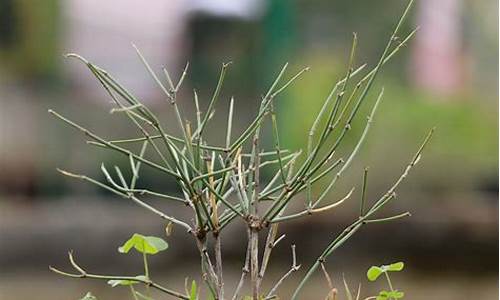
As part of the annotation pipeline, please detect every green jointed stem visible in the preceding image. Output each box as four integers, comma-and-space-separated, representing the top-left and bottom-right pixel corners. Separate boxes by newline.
52, 2, 429, 298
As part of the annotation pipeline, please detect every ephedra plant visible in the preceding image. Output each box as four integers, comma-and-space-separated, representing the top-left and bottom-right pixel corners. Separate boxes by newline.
49, 1, 433, 299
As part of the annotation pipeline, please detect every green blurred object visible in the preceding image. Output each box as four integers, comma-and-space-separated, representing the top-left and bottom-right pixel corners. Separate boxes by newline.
281, 54, 498, 192
0, 0, 60, 82
186, 0, 297, 97
261, 0, 297, 80
187, 17, 261, 96
118, 233, 169, 255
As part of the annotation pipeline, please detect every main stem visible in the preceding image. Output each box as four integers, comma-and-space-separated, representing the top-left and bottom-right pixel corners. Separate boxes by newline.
385, 272, 396, 299
142, 250, 151, 297
250, 227, 260, 299
214, 233, 224, 300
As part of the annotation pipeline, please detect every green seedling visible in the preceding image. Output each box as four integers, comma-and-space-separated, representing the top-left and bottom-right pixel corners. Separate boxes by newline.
367, 262, 405, 300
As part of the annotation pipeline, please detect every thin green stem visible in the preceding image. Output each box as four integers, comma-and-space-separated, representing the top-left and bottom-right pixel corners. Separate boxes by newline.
57, 168, 193, 233
229, 65, 309, 155
50, 252, 189, 300
384, 272, 395, 299
194, 62, 231, 139
142, 242, 151, 297
364, 212, 411, 224
49, 110, 181, 180
360, 167, 369, 216
130, 286, 140, 300
226, 97, 234, 149
291, 126, 433, 300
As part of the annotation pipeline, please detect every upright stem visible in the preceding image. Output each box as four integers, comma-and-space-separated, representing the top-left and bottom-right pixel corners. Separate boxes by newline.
258, 224, 279, 287
195, 237, 219, 297
142, 253, 149, 278
360, 167, 369, 216
214, 233, 224, 299
385, 272, 396, 299
130, 286, 139, 300
142, 242, 151, 297
232, 228, 252, 300
250, 227, 260, 299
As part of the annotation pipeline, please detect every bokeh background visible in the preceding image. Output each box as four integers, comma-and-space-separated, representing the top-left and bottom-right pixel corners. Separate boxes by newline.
0, 0, 498, 299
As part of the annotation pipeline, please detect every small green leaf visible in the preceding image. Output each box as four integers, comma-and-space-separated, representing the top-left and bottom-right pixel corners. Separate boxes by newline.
393, 291, 404, 299
376, 290, 404, 300
376, 290, 392, 300
368, 261, 405, 281
143, 235, 169, 252
107, 275, 147, 287
386, 262, 404, 272
80, 292, 97, 300
118, 233, 168, 255
367, 266, 383, 281
189, 280, 197, 300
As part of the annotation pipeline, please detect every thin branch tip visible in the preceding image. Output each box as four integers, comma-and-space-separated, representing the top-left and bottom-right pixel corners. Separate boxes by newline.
56, 168, 78, 177
64, 53, 90, 64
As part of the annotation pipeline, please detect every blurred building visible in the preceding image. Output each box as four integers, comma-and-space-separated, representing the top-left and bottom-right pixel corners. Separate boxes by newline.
411, 0, 463, 96
63, 0, 270, 101
63, 0, 186, 100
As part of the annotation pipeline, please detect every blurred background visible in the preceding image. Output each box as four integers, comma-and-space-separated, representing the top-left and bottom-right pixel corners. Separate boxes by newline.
0, 0, 497, 299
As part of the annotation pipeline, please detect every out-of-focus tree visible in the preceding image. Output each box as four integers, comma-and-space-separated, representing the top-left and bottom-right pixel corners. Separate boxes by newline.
0, 0, 60, 83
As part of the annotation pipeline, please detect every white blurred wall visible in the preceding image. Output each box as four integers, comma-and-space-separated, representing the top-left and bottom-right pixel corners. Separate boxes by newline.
63, 0, 187, 101
62, 0, 265, 102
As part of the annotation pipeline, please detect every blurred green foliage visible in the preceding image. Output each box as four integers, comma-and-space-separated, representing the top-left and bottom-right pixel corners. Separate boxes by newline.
0, 0, 496, 200
0, 0, 60, 82
279, 51, 497, 193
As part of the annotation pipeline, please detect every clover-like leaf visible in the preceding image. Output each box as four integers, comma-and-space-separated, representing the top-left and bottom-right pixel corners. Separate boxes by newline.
390, 290, 405, 299
368, 261, 405, 281
118, 233, 168, 255
107, 275, 148, 287
367, 266, 384, 281
376, 290, 404, 300
385, 262, 404, 272
80, 292, 98, 300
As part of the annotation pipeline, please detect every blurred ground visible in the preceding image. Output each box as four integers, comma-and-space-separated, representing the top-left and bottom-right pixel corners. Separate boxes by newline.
0, 192, 497, 299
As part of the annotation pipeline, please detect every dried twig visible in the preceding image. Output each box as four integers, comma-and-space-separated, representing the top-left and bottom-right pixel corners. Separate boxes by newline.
264, 244, 301, 299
